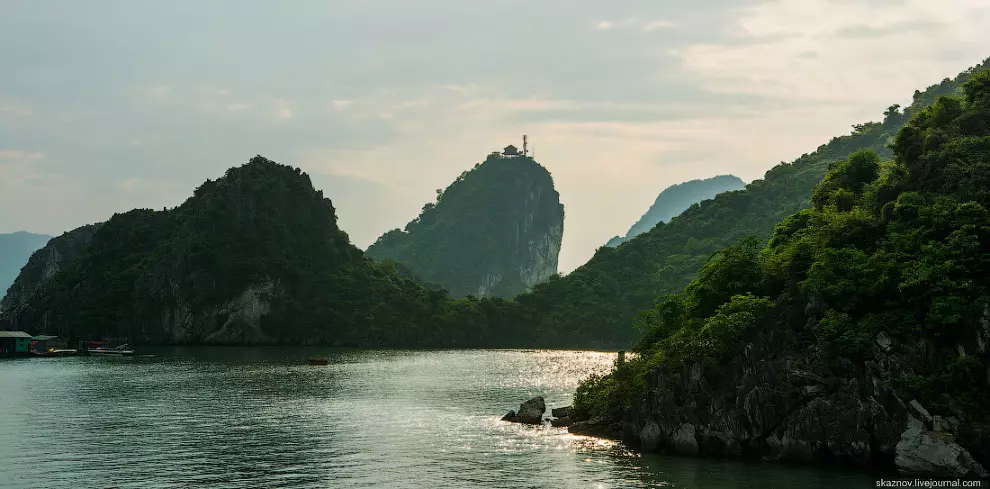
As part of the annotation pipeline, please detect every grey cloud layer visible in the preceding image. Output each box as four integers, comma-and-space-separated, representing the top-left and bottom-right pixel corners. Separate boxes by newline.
2, 0, 988, 273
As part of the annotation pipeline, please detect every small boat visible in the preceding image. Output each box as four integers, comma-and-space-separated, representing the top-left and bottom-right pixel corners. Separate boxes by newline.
89, 344, 135, 356
307, 356, 329, 365
31, 349, 78, 357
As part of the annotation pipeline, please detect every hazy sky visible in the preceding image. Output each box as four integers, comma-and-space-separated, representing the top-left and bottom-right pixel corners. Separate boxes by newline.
2, 0, 989, 273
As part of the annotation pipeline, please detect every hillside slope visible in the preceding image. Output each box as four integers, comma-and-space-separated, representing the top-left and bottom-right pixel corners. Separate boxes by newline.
605, 175, 745, 248
516, 57, 990, 348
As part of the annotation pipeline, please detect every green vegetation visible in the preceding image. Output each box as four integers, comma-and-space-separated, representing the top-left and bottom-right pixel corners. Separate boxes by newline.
515, 58, 990, 348
605, 175, 745, 248
367, 154, 564, 298
575, 69, 990, 431
2, 158, 531, 345
5, 59, 989, 356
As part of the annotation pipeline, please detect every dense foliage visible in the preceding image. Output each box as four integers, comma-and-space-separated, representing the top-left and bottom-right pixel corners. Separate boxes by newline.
367, 154, 564, 298
575, 70, 990, 434
605, 175, 745, 248
5, 60, 989, 353
1, 158, 527, 345
514, 58, 990, 348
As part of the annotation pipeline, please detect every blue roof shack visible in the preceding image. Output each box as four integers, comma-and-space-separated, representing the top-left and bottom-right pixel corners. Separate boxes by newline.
0, 331, 32, 357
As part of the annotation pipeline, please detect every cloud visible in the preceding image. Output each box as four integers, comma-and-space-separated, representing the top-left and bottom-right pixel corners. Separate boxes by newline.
224, 102, 250, 112
203, 86, 232, 97
596, 18, 677, 32
643, 20, 677, 31
0, 101, 34, 118
145, 85, 172, 100
0, 149, 48, 187
2, 0, 988, 272
673, 0, 990, 103
273, 99, 294, 121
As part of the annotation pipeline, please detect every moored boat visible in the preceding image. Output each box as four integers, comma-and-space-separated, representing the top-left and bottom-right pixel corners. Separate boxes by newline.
31, 349, 78, 357
88, 344, 135, 356
307, 356, 329, 365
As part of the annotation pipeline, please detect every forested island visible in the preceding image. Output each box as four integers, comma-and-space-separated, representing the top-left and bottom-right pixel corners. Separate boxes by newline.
367, 151, 564, 299
569, 66, 990, 478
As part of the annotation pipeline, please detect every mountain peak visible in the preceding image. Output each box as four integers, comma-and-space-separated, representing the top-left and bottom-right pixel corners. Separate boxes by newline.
606, 174, 746, 248
367, 150, 564, 298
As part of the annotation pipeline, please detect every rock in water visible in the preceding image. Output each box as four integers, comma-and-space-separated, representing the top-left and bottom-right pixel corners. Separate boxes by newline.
516, 397, 546, 425
366, 152, 564, 298
550, 417, 571, 427
502, 397, 546, 425
551, 406, 572, 418
568, 416, 622, 440
895, 416, 989, 478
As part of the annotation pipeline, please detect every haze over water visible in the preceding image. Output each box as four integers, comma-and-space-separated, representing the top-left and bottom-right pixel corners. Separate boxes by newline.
0, 348, 873, 488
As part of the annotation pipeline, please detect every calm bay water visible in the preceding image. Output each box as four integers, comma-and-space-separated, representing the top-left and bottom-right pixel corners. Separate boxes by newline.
0, 348, 874, 488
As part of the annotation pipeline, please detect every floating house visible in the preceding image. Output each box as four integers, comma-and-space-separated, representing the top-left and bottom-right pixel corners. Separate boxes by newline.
0, 331, 33, 357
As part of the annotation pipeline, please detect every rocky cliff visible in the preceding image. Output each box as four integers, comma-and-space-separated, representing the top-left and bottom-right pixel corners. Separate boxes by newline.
0, 156, 471, 346
606, 175, 745, 248
366, 152, 564, 298
0, 231, 54, 302
1, 227, 98, 318
610, 306, 989, 478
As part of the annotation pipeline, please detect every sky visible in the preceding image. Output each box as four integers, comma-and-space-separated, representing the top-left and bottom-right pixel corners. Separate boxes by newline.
2, 0, 989, 274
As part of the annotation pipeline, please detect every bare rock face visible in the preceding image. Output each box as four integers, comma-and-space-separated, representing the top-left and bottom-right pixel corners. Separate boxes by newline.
896, 416, 989, 478
0, 224, 101, 323
568, 416, 622, 439
586, 313, 990, 480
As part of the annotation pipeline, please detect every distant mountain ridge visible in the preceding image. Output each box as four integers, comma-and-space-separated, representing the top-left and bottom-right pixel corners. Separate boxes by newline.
606, 175, 745, 248
0, 232, 52, 301
366, 151, 564, 298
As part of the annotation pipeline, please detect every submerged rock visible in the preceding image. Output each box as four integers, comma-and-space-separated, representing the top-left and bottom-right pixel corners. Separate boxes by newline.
551, 417, 572, 427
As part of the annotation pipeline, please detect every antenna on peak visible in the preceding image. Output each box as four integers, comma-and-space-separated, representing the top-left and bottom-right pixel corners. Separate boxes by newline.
523, 134, 528, 156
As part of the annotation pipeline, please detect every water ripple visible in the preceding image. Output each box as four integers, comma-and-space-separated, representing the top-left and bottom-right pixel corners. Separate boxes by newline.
0, 348, 873, 488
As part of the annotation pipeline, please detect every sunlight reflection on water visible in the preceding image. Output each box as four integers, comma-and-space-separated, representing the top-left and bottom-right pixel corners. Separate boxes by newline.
0, 348, 873, 488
